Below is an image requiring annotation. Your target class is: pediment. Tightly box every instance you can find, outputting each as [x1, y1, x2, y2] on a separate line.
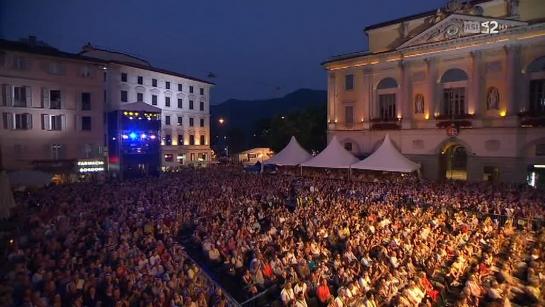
[398, 14, 527, 49]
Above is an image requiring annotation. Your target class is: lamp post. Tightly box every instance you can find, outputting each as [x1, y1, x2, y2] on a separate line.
[218, 118, 228, 157]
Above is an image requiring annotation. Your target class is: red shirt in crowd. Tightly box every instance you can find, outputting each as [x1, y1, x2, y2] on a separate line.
[316, 284, 331, 303]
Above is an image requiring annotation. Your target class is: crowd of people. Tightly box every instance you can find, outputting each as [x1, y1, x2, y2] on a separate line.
[2, 166, 544, 306]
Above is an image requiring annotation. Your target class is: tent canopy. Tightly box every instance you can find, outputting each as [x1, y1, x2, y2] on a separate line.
[350, 134, 420, 172]
[301, 136, 359, 169]
[264, 136, 312, 166]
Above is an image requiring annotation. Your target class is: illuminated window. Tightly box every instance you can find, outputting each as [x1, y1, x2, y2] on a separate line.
[164, 154, 174, 162]
[81, 92, 91, 110]
[121, 90, 128, 102]
[178, 134, 183, 145]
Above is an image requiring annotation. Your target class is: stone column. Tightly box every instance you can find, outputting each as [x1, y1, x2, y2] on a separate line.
[469, 50, 482, 115]
[327, 72, 336, 128]
[425, 58, 438, 116]
[362, 68, 372, 122]
[400, 61, 411, 128]
[504, 45, 520, 116]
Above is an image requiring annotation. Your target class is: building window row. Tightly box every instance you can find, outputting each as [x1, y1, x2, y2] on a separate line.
[120, 72, 206, 95]
[120, 90, 207, 111]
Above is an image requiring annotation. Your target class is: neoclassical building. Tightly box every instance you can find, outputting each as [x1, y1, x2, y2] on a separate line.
[80, 44, 214, 167]
[323, 0, 545, 184]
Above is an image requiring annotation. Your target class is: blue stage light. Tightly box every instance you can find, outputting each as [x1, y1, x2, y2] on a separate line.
[129, 132, 137, 140]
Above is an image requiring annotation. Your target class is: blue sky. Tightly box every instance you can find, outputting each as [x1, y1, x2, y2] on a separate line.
[1, 0, 446, 103]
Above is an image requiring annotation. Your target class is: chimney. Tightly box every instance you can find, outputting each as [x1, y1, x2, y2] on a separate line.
[81, 42, 95, 52]
[28, 35, 37, 46]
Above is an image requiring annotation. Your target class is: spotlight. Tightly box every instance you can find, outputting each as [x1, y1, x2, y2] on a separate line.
[150, 135, 157, 140]
[141, 133, 147, 139]
[129, 132, 137, 140]
[122, 134, 129, 140]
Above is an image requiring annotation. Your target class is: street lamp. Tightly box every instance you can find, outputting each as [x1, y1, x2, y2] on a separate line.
[218, 118, 225, 125]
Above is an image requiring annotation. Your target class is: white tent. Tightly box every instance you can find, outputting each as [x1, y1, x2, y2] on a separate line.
[301, 136, 359, 169]
[264, 136, 312, 166]
[0, 171, 16, 219]
[350, 134, 420, 172]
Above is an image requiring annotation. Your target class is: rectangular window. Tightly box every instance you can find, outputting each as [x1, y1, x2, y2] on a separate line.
[165, 97, 170, 107]
[51, 144, 64, 160]
[81, 116, 92, 131]
[121, 90, 128, 102]
[189, 86, 194, 93]
[166, 81, 170, 89]
[137, 76, 143, 84]
[529, 79, 545, 115]
[137, 93, 143, 102]
[443, 87, 465, 117]
[15, 113, 32, 130]
[178, 134, 184, 145]
[379, 94, 396, 121]
[177, 116, 183, 126]
[200, 135, 205, 145]
[178, 98, 183, 108]
[152, 95, 157, 106]
[345, 106, 354, 126]
[165, 134, 172, 145]
[178, 84, 183, 91]
[200, 118, 204, 127]
[13, 86, 28, 107]
[164, 154, 174, 162]
[165, 115, 171, 125]
[152, 79, 157, 87]
[51, 115, 63, 131]
[199, 101, 204, 111]
[189, 117, 194, 127]
[81, 92, 91, 110]
[189, 100, 194, 110]
[2, 112, 11, 129]
[200, 88, 204, 95]
[50, 90, 61, 109]
[121, 73, 127, 82]
[345, 74, 354, 91]
[190, 135, 195, 145]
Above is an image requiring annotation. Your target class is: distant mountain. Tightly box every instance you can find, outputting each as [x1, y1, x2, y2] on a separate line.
[210, 88, 327, 152]
[211, 88, 326, 131]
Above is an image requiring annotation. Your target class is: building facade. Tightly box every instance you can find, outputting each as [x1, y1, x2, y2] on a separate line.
[323, 0, 545, 184]
[80, 45, 214, 168]
[0, 38, 106, 176]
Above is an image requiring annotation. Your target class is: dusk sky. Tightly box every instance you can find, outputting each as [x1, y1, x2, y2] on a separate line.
[1, 0, 445, 104]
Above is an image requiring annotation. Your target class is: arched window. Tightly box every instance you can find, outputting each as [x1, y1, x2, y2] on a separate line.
[527, 56, 545, 114]
[377, 77, 398, 89]
[376, 77, 398, 121]
[441, 69, 468, 117]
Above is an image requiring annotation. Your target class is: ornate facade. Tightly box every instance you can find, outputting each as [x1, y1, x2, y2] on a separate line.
[323, 0, 545, 184]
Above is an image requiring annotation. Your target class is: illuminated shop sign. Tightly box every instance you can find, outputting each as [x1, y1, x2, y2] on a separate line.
[77, 160, 105, 173]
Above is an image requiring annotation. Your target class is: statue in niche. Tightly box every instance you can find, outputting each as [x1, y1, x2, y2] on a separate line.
[415, 94, 425, 114]
[487, 87, 500, 110]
